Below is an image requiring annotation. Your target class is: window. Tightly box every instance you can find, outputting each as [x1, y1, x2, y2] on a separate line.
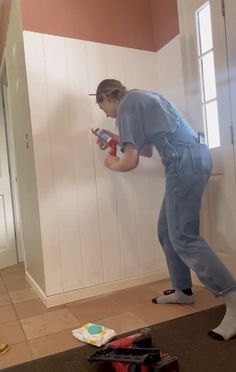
[196, 2, 220, 148]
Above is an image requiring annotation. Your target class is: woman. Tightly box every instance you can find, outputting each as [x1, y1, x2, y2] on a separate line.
[95, 79, 236, 341]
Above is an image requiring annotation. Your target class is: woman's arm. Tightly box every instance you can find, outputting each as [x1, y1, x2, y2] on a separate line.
[105, 144, 139, 172]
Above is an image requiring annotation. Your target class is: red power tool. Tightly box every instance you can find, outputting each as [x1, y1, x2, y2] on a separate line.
[108, 329, 153, 372]
[88, 329, 179, 372]
[92, 127, 118, 156]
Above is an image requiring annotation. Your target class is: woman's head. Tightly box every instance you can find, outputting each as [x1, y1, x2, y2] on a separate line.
[96, 79, 127, 118]
[96, 79, 127, 103]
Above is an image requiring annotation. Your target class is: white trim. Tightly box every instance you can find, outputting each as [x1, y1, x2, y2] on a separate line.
[25, 270, 47, 305]
[177, 0, 185, 37]
[0, 50, 7, 82]
[26, 270, 168, 308]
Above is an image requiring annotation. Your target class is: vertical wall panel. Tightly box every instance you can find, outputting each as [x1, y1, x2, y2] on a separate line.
[147, 154, 167, 269]
[86, 41, 123, 282]
[154, 35, 186, 113]
[43, 35, 97, 290]
[122, 49, 161, 275]
[105, 44, 126, 83]
[23, 32, 63, 295]
[92, 143, 123, 282]
[65, 38, 103, 287]
[85, 41, 108, 94]
[132, 164, 160, 274]
[114, 170, 140, 278]
[152, 35, 188, 270]
[102, 45, 141, 278]
[122, 48, 158, 90]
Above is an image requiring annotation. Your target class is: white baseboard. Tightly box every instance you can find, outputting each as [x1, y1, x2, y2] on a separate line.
[26, 270, 168, 308]
[25, 271, 49, 306]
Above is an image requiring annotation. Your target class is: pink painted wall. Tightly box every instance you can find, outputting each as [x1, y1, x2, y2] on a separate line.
[152, 0, 179, 51]
[20, 0, 155, 51]
[0, 0, 179, 60]
[20, 0, 179, 52]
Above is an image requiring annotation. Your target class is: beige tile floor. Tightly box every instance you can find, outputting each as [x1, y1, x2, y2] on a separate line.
[0, 264, 223, 369]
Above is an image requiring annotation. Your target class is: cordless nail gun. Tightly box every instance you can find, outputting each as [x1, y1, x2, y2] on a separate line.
[88, 329, 179, 372]
[92, 127, 118, 156]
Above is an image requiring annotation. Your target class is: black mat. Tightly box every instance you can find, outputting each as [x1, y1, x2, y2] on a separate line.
[3, 305, 236, 372]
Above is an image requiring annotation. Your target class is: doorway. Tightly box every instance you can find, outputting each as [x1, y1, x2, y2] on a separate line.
[0, 54, 24, 268]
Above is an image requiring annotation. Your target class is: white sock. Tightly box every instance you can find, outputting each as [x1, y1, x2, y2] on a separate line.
[209, 290, 236, 341]
[152, 289, 193, 304]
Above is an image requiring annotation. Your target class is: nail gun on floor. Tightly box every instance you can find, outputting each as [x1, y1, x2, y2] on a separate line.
[88, 328, 179, 372]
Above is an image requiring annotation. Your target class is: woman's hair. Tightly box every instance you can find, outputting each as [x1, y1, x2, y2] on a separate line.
[96, 79, 127, 103]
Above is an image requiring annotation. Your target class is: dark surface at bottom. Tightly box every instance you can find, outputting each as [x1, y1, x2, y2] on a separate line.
[3, 305, 235, 372]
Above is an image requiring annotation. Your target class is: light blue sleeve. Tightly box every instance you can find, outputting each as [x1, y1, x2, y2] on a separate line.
[117, 108, 147, 152]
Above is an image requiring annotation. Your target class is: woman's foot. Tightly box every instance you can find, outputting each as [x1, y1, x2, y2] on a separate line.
[208, 290, 236, 341]
[152, 289, 193, 304]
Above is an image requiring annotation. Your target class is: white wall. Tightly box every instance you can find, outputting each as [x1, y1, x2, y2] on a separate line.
[23, 31, 186, 305]
[154, 35, 186, 114]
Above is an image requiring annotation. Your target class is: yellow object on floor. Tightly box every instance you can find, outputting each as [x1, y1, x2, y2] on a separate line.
[0, 343, 11, 355]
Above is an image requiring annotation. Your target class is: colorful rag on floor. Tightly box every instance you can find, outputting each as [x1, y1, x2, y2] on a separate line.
[72, 323, 116, 347]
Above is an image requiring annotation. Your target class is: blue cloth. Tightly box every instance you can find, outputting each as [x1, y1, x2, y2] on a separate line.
[117, 89, 236, 296]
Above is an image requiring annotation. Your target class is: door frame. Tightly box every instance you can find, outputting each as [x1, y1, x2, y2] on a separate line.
[177, 0, 236, 271]
[224, 0, 236, 177]
[0, 50, 25, 263]
[177, 0, 213, 247]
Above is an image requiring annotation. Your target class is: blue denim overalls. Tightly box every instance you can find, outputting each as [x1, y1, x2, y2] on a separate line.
[153, 121, 236, 296]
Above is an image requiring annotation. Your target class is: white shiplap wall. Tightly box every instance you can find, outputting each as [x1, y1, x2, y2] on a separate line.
[23, 31, 184, 302]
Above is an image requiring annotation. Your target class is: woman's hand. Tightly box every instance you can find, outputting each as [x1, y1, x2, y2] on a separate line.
[103, 130, 120, 145]
[96, 137, 108, 150]
[105, 144, 139, 172]
[95, 129, 120, 150]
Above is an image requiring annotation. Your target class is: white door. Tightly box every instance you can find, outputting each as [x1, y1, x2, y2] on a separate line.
[0, 87, 17, 268]
[178, 0, 236, 275]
